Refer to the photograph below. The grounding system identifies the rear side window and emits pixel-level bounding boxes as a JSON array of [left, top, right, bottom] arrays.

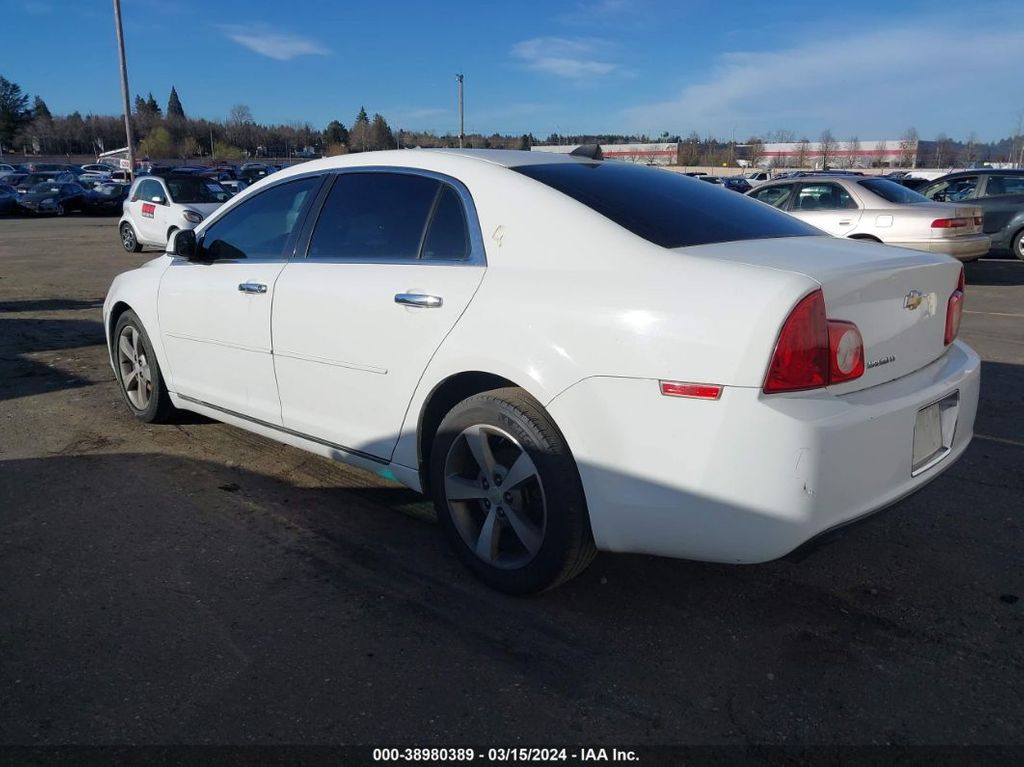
[[512, 162, 816, 248], [793, 183, 858, 211], [983, 175, 1024, 197], [857, 178, 929, 204], [309, 173, 440, 260], [422, 186, 470, 260]]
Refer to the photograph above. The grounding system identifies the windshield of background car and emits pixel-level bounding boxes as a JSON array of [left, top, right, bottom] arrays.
[[97, 184, 123, 195], [166, 178, 229, 203], [512, 162, 818, 248], [858, 178, 930, 204], [30, 183, 60, 194]]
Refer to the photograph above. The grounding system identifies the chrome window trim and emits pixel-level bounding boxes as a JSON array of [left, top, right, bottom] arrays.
[[299, 166, 487, 267]]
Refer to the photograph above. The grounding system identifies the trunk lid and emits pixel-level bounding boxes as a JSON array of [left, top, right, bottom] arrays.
[[689, 236, 963, 393]]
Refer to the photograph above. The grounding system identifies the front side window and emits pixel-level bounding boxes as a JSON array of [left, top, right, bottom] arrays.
[[308, 172, 470, 261], [922, 176, 979, 202], [793, 183, 857, 211], [982, 175, 1024, 197], [134, 179, 162, 202], [202, 176, 319, 261], [751, 185, 793, 209]]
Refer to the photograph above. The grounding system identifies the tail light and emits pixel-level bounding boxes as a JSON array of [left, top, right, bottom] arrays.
[[763, 289, 865, 394], [944, 267, 965, 345], [930, 217, 969, 229]]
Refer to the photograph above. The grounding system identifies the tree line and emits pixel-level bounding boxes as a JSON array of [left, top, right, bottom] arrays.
[[1, 74, 1020, 166]]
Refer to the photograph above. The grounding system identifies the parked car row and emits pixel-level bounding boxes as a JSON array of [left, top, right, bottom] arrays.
[[745, 168, 1024, 260], [0, 176, 131, 216]]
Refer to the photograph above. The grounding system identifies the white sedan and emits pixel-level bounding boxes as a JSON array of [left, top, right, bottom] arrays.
[[103, 149, 980, 593], [748, 175, 990, 261]]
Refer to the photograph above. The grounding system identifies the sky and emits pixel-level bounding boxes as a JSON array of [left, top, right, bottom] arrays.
[[3, 0, 1023, 142]]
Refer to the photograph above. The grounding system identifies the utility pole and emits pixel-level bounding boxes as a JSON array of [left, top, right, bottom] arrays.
[[456, 73, 464, 148], [112, 0, 136, 181]]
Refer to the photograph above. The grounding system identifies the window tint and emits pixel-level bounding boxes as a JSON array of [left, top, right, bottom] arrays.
[[512, 162, 817, 249], [858, 178, 929, 204], [983, 175, 1024, 197], [134, 179, 162, 202], [751, 185, 792, 209], [308, 173, 440, 260], [202, 176, 318, 260], [923, 176, 978, 202], [794, 183, 857, 211], [422, 186, 470, 260]]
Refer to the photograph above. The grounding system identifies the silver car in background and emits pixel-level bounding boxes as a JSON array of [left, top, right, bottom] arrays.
[[747, 175, 989, 261]]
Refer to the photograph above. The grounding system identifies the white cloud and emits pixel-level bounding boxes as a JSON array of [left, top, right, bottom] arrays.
[[624, 24, 1024, 139], [511, 37, 618, 79], [222, 25, 330, 61]]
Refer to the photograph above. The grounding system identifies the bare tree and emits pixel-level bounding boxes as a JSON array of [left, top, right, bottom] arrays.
[[899, 127, 919, 168], [844, 136, 861, 168], [819, 129, 837, 169], [934, 132, 952, 168], [745, 136, 765, 167], [964, 131, 979, 165], [874, 140, 888, 167], [796, 137, 810, 168]]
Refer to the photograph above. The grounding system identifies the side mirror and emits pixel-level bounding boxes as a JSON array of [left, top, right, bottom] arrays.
[[151, 195, 166, 205], [170, 229, 199, 259]]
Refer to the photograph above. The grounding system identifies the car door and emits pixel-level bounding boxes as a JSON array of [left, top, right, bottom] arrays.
[[789, 182, 862, 236], [127, 178, 165, 243], [157, 175, 323, 424], [974, 174, 1024, 241], [272, 170, 486, 460]]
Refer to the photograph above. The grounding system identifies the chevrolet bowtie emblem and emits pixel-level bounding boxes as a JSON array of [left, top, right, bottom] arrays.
[[904, 290, 924, 310]]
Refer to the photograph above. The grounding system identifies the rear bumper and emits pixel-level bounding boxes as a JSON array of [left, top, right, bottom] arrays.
[[547, 341, 980, 563], [889, 233, 990, 261]]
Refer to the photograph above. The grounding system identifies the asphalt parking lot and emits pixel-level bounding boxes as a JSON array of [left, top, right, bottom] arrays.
[[1, 216, 1022, 747]]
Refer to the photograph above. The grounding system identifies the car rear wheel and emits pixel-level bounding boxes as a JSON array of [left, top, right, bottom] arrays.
[[113, 310, 176, 423], [1013, 228, 1024, 261], [54, 203, 64, 217], [430, 387, 596, 594], [120, 222, 142, 253]]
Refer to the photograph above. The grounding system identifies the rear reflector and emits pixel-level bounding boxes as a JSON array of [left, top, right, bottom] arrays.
[[660, 381, 722, 400], [930, 218, 969, 228], [945, 266, 965, 345]]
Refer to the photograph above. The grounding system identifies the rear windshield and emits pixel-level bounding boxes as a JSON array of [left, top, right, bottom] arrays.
[[858, 178, 929, 204], [512, 161, 818, 248]]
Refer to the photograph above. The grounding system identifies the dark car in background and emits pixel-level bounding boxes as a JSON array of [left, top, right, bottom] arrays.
[[919, 170, 1024, 259], [14, 171, 77, 194], [84, 181, 130, 215], [0, 183, 18, 214], [721, 176, 753, 193], [17, 181, 88, 215]]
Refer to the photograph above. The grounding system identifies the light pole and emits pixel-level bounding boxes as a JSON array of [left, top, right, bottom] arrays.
[[456, 73, 464, 148], [112, 0, 136, 181]]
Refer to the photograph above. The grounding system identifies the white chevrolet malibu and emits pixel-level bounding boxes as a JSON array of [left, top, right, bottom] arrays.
[[103, 149, 980, 593]]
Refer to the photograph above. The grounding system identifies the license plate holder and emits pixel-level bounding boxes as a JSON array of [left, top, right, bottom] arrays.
[[912, 391, 960, 476]]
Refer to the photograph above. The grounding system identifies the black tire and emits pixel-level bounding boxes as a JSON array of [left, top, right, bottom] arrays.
[[1012, 228, 1024, 261], [54, 203, 64, 217], [112, 310, 177, 423], [429, 387, 596, 594], [120, 222, 143, 253], [167, 226, 178, 247]]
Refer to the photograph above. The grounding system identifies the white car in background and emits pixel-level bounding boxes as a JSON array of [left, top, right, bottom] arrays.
[[748, 175, 989, 261], [119, 174, 230, 252], [103, 149, 979, 592]]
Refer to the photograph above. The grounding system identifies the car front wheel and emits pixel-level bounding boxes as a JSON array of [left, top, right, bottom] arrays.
[[113, 310, 176, 423], [120, 222, 143, 253], [430, 387, 596, 594]]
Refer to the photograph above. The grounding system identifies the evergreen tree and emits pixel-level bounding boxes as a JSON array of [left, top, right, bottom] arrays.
[[145, 92, 161, 116], [133, 94, 146, 114], [369, 113, 395, 150], [167, 87, 185, 119], [349, 106, 371, 152], [324, 119, 348, 145], [0, 76, 31, 147], [33, 96, 52, 121]]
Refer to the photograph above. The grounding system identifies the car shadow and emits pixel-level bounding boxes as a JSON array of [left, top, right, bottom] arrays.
[[0, 317, 104, 402], [965, 258, 1024, 286], [0, 298, 104, 313]]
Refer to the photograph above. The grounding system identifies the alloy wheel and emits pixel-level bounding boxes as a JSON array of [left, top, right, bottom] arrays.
[[121, 225, 135, 250], [443, 424, 547, 569], [117, 325, 152, 410]]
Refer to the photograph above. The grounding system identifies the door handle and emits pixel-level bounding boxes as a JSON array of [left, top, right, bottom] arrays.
[[395, 293, 443, 308], [838, 220, 852, 226], [238, 282, 268, 294]]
